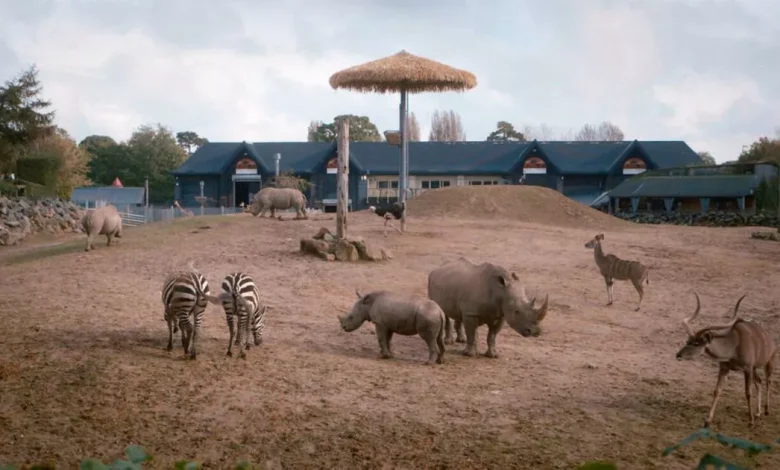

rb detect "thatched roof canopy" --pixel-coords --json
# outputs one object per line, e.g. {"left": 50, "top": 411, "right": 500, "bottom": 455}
{"left": 329, "top": 50, "right": 477, "bottom": 94}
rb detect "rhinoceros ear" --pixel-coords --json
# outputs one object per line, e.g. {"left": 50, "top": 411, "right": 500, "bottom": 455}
{"left": 511, "top": 272, "right": 519, "bottom": 281}
{"left": 497, "top": 275, "right": 507, "bottom": 287}
{"left": 355, "top": 288, "right": 362, "bottom": 299}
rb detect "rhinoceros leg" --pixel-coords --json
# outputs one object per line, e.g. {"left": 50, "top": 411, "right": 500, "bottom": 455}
{"left": 420, "top": 329, "right": 440, "bottom": 365}
{"left": 462, "top": 316, "right": 479, "bottom": 357}
{"left": 444, "top": 317, "right": 454, "bottom": 345}
{"left": 106, "top": 233, "right": 113, "bottom": 246}
{"left": 85, "top": 232, "right": 93, "bottom": 251}
{"left": 454, "top": 319, "right": 466, "bottom": 343}
{"left": 484, "top": 318, "right": 504, "bottom": 358}
{"left": 376, "top": 327, "right": 394, "bottom": 359}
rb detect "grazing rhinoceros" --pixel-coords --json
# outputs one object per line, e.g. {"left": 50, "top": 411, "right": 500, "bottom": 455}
{"left": 427, "top": 257, "right": 549, "bottom": 358}
{"left": 82, "top": 204, "right": 123, "bottom": 252}
{"left": 245, "top": 187, "right": 308, "bottom": 219}
{"left": 338, "top": 289, "right": 446, "bottom": 365}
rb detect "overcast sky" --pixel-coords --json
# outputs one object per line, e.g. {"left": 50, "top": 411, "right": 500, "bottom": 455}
{"left": 1, "top": 0, "right": 778, "bottom": 163}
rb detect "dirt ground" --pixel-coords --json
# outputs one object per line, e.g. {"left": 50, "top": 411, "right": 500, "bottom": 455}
{"left": 2, "top": 192, "right": 780, "bottom": 469}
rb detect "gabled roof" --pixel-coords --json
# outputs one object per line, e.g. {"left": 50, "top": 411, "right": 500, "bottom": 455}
{"left": 171, "top": 140, "right": 701, "bottom": 177}
{"left": 536, "top": 141, "right": 632, "bottom": 174}
{"left": 350, "top": 141, "right": 531, "bottom": 175}
{"left": 71, "top": 186, "right": 145, "bottom": 205}
{"left": 608, "top": 175, "right": 758, "bottom": 199}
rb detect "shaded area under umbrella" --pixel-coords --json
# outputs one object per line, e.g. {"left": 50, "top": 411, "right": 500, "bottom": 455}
{"left": 329, "top": 50, "right": 477, "bottom": 206}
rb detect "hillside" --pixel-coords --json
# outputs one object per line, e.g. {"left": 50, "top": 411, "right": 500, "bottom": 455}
{"left": 406, "top": 185, "right": 630, "bottom": 229}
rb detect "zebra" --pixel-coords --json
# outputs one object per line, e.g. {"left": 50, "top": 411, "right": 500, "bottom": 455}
{"left": 211, "top": 272, "right": 267, "bottom": 358}
{"left": 161, "top": 269, "right": 212, "bottom": 359}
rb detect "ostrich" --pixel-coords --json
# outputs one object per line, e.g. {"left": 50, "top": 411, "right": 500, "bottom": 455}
{"left": 369, "top": 201, "right": 406, "bottom": 236}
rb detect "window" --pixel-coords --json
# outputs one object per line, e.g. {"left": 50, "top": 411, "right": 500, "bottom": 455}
{"left": 469, "top": 181, "right": 482, "bottom": 186}
{"left": 377, "top": 180, "right": 399, "bottom": 189}
{"left": 422, "top": 180, "right": 450, "bottom": 189}
{"left": 470, "top": 180, "right": 499, "bottom": 186}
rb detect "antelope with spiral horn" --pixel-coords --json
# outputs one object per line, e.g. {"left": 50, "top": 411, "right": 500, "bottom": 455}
{"left": 675, "top": 291, "right": 777, "bottom": 428}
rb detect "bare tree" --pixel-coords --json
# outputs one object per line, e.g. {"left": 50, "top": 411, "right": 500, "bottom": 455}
{"left": 307, "top": 120, "right": 323, "bottom": 142}
{"left": 597, "top": 121, "right": 625, "bottom": 141}
{"left": 520, "top": 123, "right": 559, "bottom": 141}
{"left": 575, "top": 121, "right": 625, "bottom": 141}
{"left": 429, "top": 110, "right": 466, "bottom": 142}
{"left": 574, "top": 124, "right": 599, "bottom": 141}
{"left": 406, "top": 112, "right": 421, "bottom": 142}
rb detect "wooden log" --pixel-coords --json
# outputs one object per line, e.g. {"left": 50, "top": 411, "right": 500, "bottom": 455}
{"left": 336, "top": 118, "right": 349, "bottom": 239}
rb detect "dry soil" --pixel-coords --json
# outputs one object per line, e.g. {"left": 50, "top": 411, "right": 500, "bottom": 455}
{"left": 1, "top": 187, "right": 780, "bottom": 469}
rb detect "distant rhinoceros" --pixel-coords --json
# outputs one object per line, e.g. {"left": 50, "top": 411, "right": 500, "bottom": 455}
{"left": 338, "top": 289, "right": 446, "bottom": 365}
{"left": 427, "top": 257, "right": 549, "bottom": 358}
{"left": 245, "top": 187, "right": 307, "bottom": 220}
{"left": 82, "top": 204, "right": 123, "bottom": 252}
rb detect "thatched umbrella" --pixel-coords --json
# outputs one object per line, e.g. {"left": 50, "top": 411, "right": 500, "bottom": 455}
{"left": 329, "top": 50, "right": 477, "bottom": 204}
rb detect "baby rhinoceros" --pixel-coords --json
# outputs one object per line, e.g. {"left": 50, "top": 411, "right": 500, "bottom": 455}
{"left": 339, "top": 289, "right": 446, "bottom": 365}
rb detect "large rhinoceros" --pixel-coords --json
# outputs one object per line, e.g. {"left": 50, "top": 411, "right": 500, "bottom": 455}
{"left": 427, "top": 257, "right": 549, "bottom": 358}
{"left": 82, "top": 204, "right": 123, "bottom": 252}
{"left": 338, "top": 289, "right": 446, "bottom": 365}
{"left": 246, "top": 187, "right": 308, "bottom": 219}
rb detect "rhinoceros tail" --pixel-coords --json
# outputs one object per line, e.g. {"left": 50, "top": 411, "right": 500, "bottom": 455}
{"left": 436, "top": 310, "right": 445, "bottom": 364}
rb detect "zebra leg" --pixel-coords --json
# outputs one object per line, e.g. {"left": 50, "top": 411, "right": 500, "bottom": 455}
{"left": 226, "top": 313, "right": 235, "bottom": 357}
{"left": 236, "top": 314, "right": 247, "bottom": 359}
{"left": 253, "top": 312, "right": 264, "bottom": 346}
{"left": 166, "top": 318, "right": 174, "bottom": 351}
{"left": 245, "top": 309, "right": 254, "bottom": 350}
{"left": 180, "top": 319, "right": 191, "bottom": 354}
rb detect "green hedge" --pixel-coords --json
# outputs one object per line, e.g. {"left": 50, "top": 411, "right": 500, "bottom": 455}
{"left": 15, "top": 155, "right": 61, "bottom": 188}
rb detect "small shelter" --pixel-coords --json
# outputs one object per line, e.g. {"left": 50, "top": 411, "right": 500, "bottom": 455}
{"left": 329, "top": 50, "right": 477, "bottom": 205}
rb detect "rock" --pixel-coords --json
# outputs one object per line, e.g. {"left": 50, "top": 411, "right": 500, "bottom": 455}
{"left": 300, "top": 230, "right": 390, "bottom": 263}
{"left": 0, "top": 196, "right": 85, "bottom": 247}
{"left": 613, "top": 210, "right": 780, "bottom": 229}
{"left": 333, "top": 238, "right": 359, "bottom": 262}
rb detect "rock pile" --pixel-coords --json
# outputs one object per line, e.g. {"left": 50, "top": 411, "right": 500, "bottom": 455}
{"left": 0, "top": 197, "right": 86, "bottom": 246}
{"left": 300, "top": 227, "right": 393, "bottom": 262}
{"left": 614, "top": 210, "right": 779, "bottom": 228}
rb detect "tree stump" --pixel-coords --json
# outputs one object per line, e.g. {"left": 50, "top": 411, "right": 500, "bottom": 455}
{"left": 300, "top": 227, "right": 392, "bottom": 262}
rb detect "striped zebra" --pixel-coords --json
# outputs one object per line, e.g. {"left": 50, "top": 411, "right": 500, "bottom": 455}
{"left": 211, "top": 272, "right": 267, "bottom": 358}
{"left": 161, "top": 269, "right": 212, "bottom": 359}
{"left": 584, "top": 233, "right": 650, "bottom": 311}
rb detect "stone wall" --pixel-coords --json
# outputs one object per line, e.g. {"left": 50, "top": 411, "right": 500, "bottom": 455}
{"left": 0, "top": 197, "right": 86, "bottom": 246}
{"left": 614, "top": 210, "right": 779, "bottom": 228}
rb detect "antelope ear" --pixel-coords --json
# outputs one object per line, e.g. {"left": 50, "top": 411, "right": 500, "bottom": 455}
{"left": 355, "top": 288, "right": 362, "bottom": 299}
{"left": 597, "top": 233, "right": 604, "bottom": 240}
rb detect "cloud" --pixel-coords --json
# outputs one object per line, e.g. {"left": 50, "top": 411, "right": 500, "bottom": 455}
{"left": 0, "top": 0, "right": 777, "bottom": 164}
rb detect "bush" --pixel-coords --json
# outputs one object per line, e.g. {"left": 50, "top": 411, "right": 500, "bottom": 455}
{"left": 271, "top": 171, "right": 312, "bottom": 193}
{"left": 0, "top": 445, "right": 257, "bottom": 470}
{"left": 15, "top": 155, "right": 61, "bottom": 188}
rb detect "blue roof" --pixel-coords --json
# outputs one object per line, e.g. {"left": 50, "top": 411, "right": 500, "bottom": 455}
{"left": 172, "top": 140, "right": 700, "bottom": 177}
{"left": 609, "top": 175, "right": 758, "bottom": 198}
{"left": 71, "top": 187, "right": 145, "bottom": 205}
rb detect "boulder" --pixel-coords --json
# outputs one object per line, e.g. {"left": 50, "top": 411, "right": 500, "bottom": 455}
{"left": 300, "top": 227, "right": 391, "bottom": 263}
{"left": 0, "top": 196, "right": 85, "bottom": 246}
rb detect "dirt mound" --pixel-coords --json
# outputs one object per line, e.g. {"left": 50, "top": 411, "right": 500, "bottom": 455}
{"left": 407, "top": 185, "right": 630, "bottom": 229}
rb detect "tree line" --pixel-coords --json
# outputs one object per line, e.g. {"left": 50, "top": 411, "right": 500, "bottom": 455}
{"left": 0, "top": 65, "right": 209, "bottom": 203}
{"left": 4, "top": 64, "right": 779, "bottom": 204}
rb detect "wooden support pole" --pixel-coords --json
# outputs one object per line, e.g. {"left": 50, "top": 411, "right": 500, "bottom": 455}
{"left": 336, "top": 118, "right": 350, "bottom": 239}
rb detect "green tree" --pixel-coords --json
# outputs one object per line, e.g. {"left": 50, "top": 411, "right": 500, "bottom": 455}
{"left": 307, "top": 114, "right": 382, "bottom": 143}
{"left": 738, "top": 131, "right": 780, "bottom": 164}
{"left": 127, "top": 123, "right": 187, "bottom": 203}
{"left": 176, "top": 130, "right": 209, "bottom": 156}
{"left": 697, "top": 151, "right": 716, "bottom": 165}
{"left": 87, "top": 143, "right": 139, "bottom": 187}
{"left": 486, "top": 121, "right": 526, "bottom": 142}
{"left": 0, "top": 65, "right": 56, "bottom": 171}
{"left": 23, "top": 127, "right": 91, "bottom": 198}
{"left": 79, "top": 135, "right": 117, "bottom": 156}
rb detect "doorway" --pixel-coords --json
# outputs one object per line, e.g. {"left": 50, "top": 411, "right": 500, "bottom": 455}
{"left": 235, "top": 181, "right": 261, "bottom": 207}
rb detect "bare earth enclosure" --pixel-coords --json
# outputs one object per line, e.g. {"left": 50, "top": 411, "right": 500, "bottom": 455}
{"left": 2, "top": 186, "right": 780, "bottom": 469}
